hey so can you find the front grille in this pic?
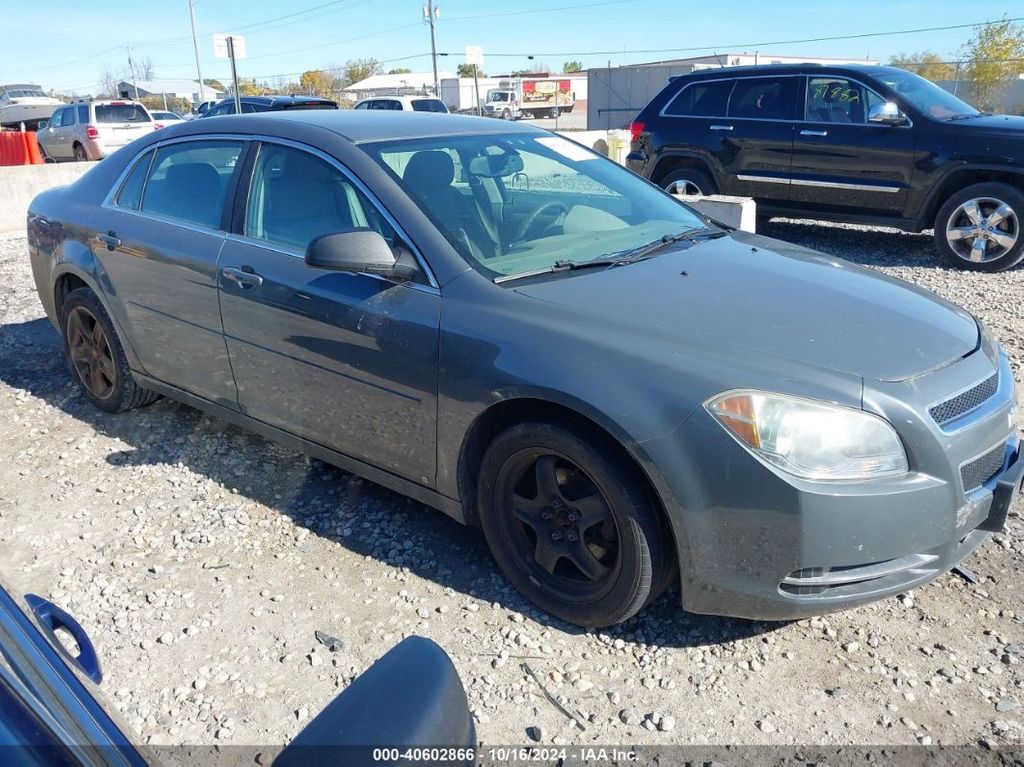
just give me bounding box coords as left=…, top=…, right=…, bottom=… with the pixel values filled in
left=930, top=372, right=998, bottom=426
left=960, top=443, right=1007, bottom=492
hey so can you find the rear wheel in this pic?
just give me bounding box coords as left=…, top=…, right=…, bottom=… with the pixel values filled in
left=477, top=419, right=669, bottom=628
left=934, top=182, right=1024, bottom=272
left=72, top=143, right=88, bottom=162
left=60, top=287, right=159, bottom=413
left=661, top=167, right=717, bottom=197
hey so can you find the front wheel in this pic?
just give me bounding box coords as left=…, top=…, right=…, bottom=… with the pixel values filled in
left=477, top=420, right=670, bottom=628
left=500, top=109, right=511, bottom=121
left=934, top=182, right=1024, bottom=272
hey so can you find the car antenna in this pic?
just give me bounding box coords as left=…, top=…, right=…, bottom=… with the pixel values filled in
left=714, top=51, right=725, bottom=68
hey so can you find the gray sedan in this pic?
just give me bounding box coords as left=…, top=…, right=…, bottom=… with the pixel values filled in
left=27, top=111, right=1023, bottom=628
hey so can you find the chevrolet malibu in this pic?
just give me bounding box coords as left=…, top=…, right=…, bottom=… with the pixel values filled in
left=27, top=111, right=1024, bottom=628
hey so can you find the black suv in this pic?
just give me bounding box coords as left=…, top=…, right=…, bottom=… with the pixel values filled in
left=628, top=64, right=1024, bottom=271
left=201, top=94, right=337, bottom=117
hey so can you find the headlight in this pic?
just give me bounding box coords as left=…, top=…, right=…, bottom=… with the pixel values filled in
left=706, top=390, right=909, bottom=481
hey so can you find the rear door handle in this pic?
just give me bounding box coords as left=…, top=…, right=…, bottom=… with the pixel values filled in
left=709, top=124, right=734, bottom=131
left=95, top=231, right=121, bottom=250
left=800, top=129, right=829, bottom=137
left=222, top=266, right=263, bottom=289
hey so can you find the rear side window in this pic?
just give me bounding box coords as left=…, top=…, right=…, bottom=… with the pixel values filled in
left=664, top=80, right=733, bottom=117
left=142, top=140, right=245, bottom=229
left=283, top=101, right=335, bottom=110
left=77, top=105, right=88, bottom=123
left=95, top=104, right=150, bottom=123
left=411, top=99, right=446, bottom=113
left=115, top=151, right=152, bottom=210
left=727, top=77, right=797, bottom=120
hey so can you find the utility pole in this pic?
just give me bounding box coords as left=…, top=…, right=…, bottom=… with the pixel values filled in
left=187, top=0, right=205, bottom=107
left=126, top=46, right=139, bottom=99
left=227, top=36, right=242, bottom=115
left=424, top=1, right=439, bottom=96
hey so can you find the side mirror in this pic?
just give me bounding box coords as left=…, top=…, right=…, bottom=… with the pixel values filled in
left=868, top=101, right=905, bottom=126
left=305, top=228, right=418, bottom=281
left=37, top=120, right=47, bottom=130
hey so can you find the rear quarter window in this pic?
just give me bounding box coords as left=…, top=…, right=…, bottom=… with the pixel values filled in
left=663, top=79, right=733, bottom=117
left=95, top=104, right=151, bottom=123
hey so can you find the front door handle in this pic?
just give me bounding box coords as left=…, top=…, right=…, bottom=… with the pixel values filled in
left=222, top=266, right=263, bottom=290
left=95, top=231, right=121, bottom=250
left=800, top=129, right=829, bottom=137
left=709, top=124, right=734, bottom=131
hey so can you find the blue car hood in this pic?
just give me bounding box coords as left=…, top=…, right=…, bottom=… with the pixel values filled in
left=513, top=232, right=979, bottom=382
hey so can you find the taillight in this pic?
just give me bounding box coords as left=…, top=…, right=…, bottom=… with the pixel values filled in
left=629, top=120, right=645, bottom=142
left=85, top=126, right=99, bottom=139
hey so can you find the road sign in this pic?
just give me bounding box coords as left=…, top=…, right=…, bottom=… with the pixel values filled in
left=465, top=46, right=483, bottom=66
left=213, top=34, right=247, bottom=60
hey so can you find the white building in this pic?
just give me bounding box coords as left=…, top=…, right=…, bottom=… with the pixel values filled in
left=342, top=71, right=455, bottom=102
left=117, top=79, right=223, bottom=103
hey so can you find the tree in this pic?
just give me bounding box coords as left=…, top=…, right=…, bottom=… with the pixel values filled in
left=388, top=67, right=412, bottom=75
left=203, top=78, right=226, bottom=91
left=886, top=51, right=954, bottom=82
left=136, top=56, right=155, bottom=80
left=959, top=15, right=1024, bottom=111
left=562, top=60, right=583, bottom=73
left=341, top=58, right=381, bottom=87
left=299, top=69, right=339, bottom=97
left=457, top=63, right=485, bottom=78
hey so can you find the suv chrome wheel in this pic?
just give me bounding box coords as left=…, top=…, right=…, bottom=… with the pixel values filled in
left=945, top=196, right=1019, bottom=264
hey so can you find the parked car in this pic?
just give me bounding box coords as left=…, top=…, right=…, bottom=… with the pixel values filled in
left=192, top=100, right=218, bottom=118
left=27, top=111, right=1023, bottom=628
left=201, top=95, right=337, bottom=117
left=0, top=574, right=475, bottom=763
left=150, top=110, right=185, bottom=129
left=627, top=64, right=1024, bottom=272
left=354, top=95, right=449, bottom=113
left=36, top=99, right=154, bottom=162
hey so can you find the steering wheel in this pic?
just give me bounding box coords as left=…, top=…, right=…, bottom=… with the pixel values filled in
left=513, top=201, right=569, bottom=242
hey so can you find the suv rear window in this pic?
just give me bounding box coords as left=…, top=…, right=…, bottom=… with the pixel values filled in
left=95, top=104, right=150, bottom=123
left=727, top=77, right=796, bottom=120
left=411, top=99, right=446, bottom=113
left=664, top=80, right=732, bottom=117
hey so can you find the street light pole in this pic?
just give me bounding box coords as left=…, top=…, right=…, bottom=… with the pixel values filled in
left=425, top=1, right=439, bottom=96
left=187, top=0, right=205, bottom=107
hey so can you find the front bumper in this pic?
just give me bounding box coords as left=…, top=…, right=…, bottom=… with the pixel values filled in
left=645, top=349, right=1021, bottom=621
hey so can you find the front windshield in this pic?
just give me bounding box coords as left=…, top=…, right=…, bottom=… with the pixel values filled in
left=488, top=92, right=510, bottom=102
left=367, top=133, right=705, bottom=278
left=876, top=69, right=980, bottom=119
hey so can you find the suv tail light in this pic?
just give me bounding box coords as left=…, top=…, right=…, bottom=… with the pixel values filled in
left=85, top=126, right=99, bottom=139
left=629, top=120, right=645, bottom=142
left=153, top=123, right=165, bottom=130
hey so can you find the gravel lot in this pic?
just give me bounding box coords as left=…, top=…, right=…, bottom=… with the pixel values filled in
left=1, top=220, right=1023, bottom=752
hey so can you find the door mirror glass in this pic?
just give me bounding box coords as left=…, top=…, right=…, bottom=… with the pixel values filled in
left=305, top=228, right=399, bottom=274
left=868, top=101, right=904, bottom=125
left=37, top=120, right=47, bottom=130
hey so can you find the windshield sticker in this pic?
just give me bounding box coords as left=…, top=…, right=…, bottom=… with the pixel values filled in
left=534, top=136, right=597, bottom=162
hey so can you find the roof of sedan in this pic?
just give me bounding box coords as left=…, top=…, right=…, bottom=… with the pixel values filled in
left=181, top=110, right=542, bottom=144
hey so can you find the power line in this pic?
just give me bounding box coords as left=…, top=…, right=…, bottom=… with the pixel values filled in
left=443, top=0, right=642, bottom=22
left=444, top=16, right=1024, bottom=58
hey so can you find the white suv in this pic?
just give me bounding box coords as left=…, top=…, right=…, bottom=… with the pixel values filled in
left=353, top=96, right=449, bottom=113
left=37, top=100, right=154, bottom=161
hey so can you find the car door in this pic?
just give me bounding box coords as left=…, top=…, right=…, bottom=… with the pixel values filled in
left=38, top=107, right=65, bottom=158
left=717, top=75, right=797, bottom=203
left=217, top=141, right=441, bottom=485
left=93, top=138, right=247, bottom=407
left=788, top=75, right=916, bottom=213
left=52, top=106, right=74, bottom=159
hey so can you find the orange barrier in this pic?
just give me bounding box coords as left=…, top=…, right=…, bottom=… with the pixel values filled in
left=0, top=131, right=44, bottom=166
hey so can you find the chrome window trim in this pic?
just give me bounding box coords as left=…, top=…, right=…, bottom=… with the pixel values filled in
left=99, top=133, right=439, bottom=290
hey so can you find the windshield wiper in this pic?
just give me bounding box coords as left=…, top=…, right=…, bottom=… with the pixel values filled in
left=947, top=112, right=991, bottom=121
left=493, top=258, right=623, bottom=284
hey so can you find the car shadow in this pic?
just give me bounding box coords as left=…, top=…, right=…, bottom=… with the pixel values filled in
left=757, top=218, right=940, bottom=269
left=0, top=316, right=777, bottom=649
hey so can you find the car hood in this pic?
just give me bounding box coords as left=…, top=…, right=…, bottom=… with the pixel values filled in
left=951, top=113, right=1024, bottom=132
left=513, top=231, right=978, bottom=382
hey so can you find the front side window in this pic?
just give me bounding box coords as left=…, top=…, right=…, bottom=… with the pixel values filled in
left=664, top=79, right=733, bottom=117
left=368, top=133, right=705, bottom=279
left=245, top=143, right=396, bottom=252
left=804, top=78, right=884, bottom=124
left=142, top=140, right=245, bottom=229
left=728, top=77, right=796, bottom=120
left=48, top=108, right=65, bottom=128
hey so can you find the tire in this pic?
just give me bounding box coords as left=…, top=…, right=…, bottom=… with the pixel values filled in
left=73, top=143, right=88, bottom=162
left=501, top=109, right=511, bottom=121
left=933, top=182, right=1024, bottom=272
left=477, top=419, right=670, bottom=628
left=60, top=287, right=160, bottom=413
left=661, top=167, right=717, bottom=197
